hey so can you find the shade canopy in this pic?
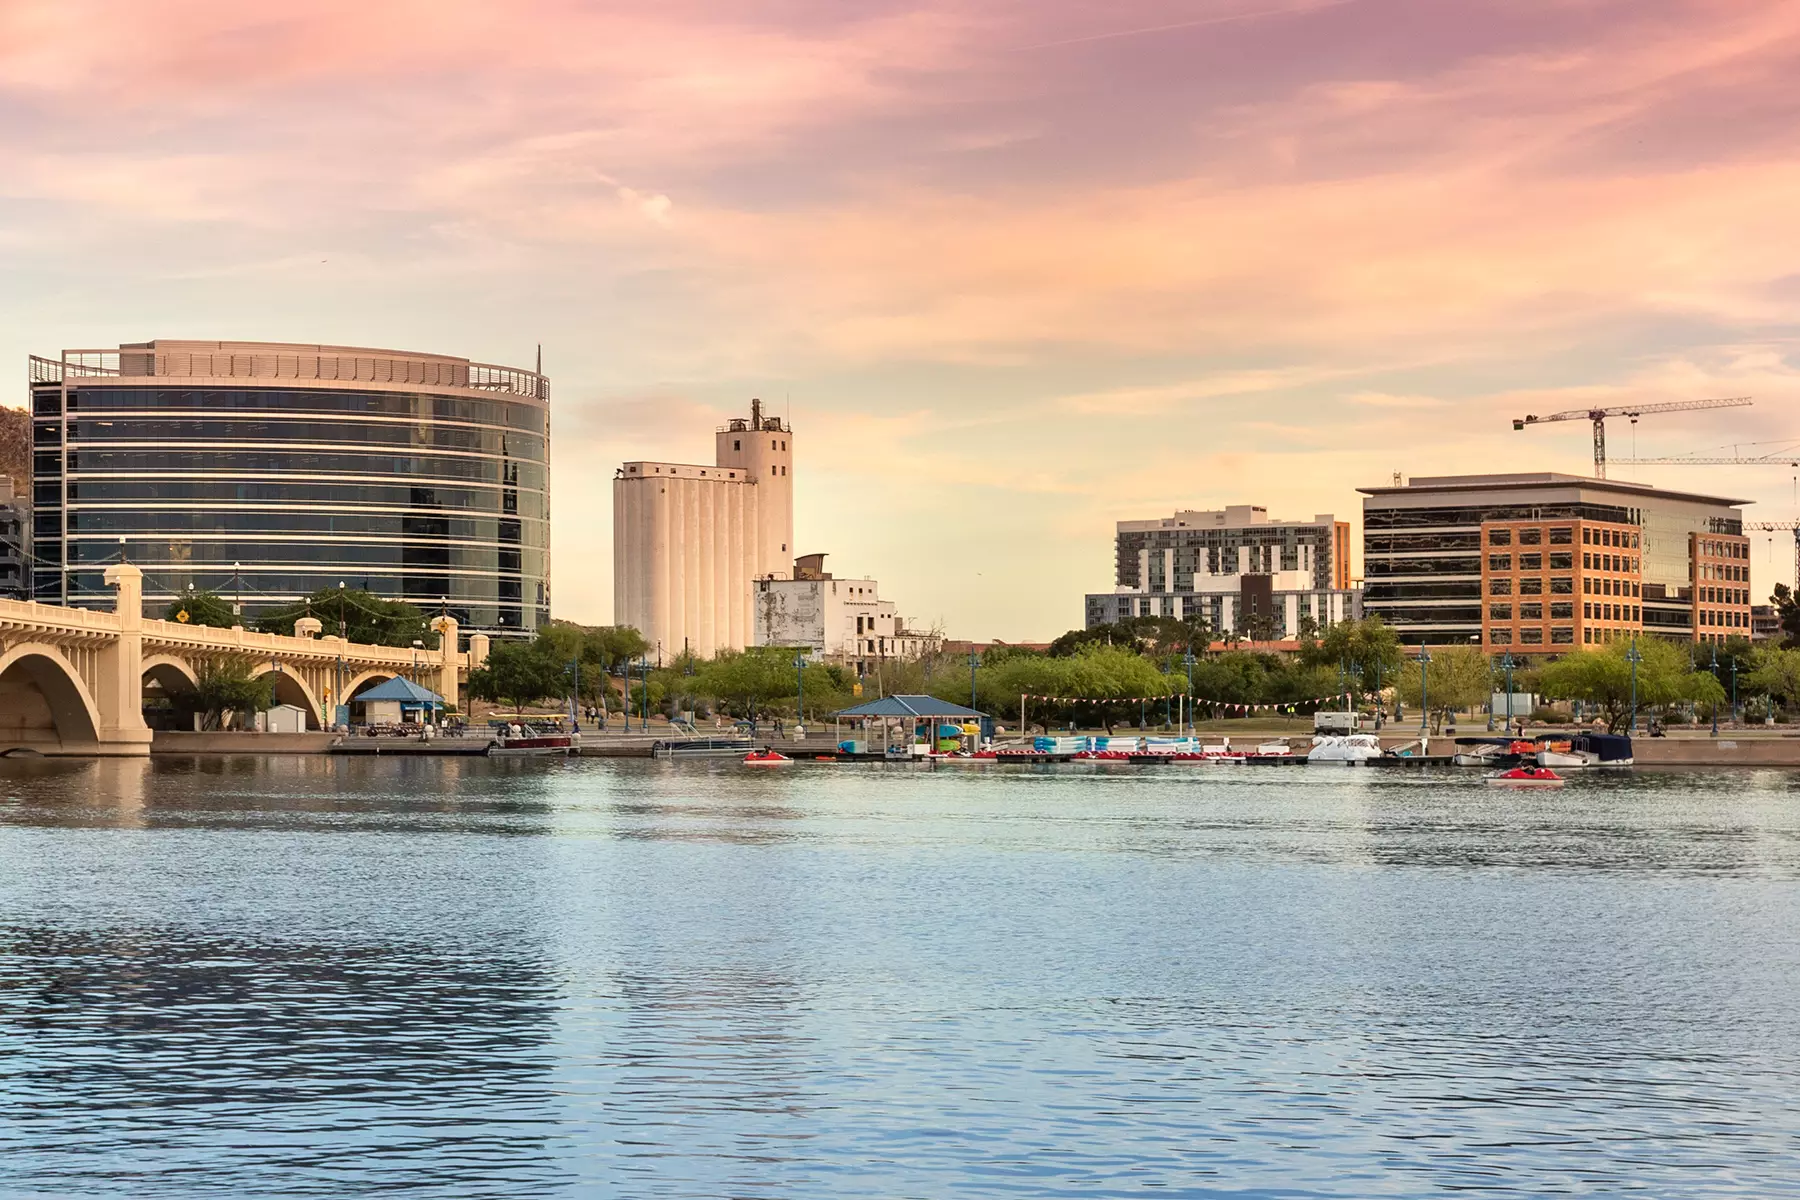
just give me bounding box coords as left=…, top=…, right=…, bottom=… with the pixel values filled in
left=833, top=694, right=987, bottom=719
left=354, top=677, right=445, bottom=706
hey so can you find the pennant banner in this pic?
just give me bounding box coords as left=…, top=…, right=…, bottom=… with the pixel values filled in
left=1019, top=692, right=1351, bottom=712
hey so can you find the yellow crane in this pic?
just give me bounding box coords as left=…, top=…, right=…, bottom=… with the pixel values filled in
left=1512, top=397, right=1753, bottom=478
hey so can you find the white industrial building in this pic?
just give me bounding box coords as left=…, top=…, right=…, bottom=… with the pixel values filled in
left=754, top=555, right=936, bottom=676
left=613, top=400, right=794, bottom=659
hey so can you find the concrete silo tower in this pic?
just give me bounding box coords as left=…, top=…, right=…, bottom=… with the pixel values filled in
left=716, top=398, right=794, bottom=582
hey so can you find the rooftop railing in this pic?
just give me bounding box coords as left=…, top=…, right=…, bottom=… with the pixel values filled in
left=32, top=348, right=547, bottom=401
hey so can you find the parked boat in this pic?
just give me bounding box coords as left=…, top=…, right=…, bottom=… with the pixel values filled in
left=743, top=749, right=793, bottom=766
left=1536, top=732, right=1633, bottom=769
left=1486, top=765, right=1565, bottom=787
left=1307, top=734, right=1385, bottom=765
left=653, top=736, right=754, bottom=759
left=487, top=724, right=574, bottom=757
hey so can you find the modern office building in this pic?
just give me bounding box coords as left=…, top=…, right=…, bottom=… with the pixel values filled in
left=1086, top=505, right=1358, bottom=637
left=29, top=340, right=549, bottom=634
left=753, top=553, right=936, bottom=674
left=1359, top=473, right=1750, bottom=651
left=614, top=399, right=793, bottom=660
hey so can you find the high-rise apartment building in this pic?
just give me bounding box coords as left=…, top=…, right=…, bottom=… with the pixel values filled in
left=1359, top=473, right=1750, bottom=651
left=1084, top=506, right=1358, bottom=636
left=613, top=399, right=793, bottom=659
left=29, top=340, right=549, bottom=634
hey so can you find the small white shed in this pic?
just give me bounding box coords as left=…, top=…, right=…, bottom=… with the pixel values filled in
left=263, top=704, right=309, bottom=734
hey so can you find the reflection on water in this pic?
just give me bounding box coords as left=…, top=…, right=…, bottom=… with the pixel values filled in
left=2, top=758, right=1799, bottom=1196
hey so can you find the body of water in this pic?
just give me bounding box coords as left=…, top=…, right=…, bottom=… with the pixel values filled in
left=2, top=757, right=1798, bottom=1197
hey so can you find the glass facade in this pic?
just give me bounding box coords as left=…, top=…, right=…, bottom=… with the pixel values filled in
left=30, top=379, right=549, bottom=635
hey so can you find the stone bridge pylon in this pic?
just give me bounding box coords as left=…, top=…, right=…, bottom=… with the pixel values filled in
left=0, top=565, right=490, bottom=756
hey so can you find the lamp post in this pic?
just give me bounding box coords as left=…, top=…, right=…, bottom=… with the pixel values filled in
left=1372, top=655, right=1383, bottom=730
left=968, top=651, right=979, bottom=714
left=1182, top=650, right=1197, bottom=736
left=1626, top=638, right=1643, bottom=733
left=795, top=651, right=807, bottom=727
left=410, top=638, right=423, bottom=683
left=1709, top=645, right=1720, bottom=737
left=1500, top=651, right=1517, bottom=734
left=1731, top=655, right=1739, bottom=726
left=568, top=657, right=581, bottom=723
left=1418, top=647, right=1432, bottom=736
left=639, top=657, right=650, bottom=732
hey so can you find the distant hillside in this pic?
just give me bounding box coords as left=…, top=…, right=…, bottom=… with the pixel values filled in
left=0, top=407, right=26, bottom=490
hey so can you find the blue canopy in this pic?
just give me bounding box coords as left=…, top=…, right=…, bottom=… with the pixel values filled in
left=833, top=694, right=986, bottom=719
left=354, top=677, right=444, bottom=706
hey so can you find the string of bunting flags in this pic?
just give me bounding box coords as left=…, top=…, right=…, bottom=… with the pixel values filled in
left=1019, top=691, right=1352, bottom=714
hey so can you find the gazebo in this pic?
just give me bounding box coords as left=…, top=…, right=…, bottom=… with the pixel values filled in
left=351, top=677, right=445, bottom=726
left=832, top=694, right=989, bottom=757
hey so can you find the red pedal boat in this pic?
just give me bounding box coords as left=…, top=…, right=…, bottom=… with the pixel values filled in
left=743, top=749, right=793, bottom=766
left=1486, top=765, right=1564, bottom=787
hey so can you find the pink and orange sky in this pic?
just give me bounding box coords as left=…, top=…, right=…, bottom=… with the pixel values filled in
left=5, top=0, right=1799, bottom=639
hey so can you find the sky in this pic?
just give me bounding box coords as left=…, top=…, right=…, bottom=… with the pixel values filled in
left=4, top=0, right=1800, bottom=640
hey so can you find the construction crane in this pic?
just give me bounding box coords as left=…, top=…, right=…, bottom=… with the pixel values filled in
left=1747, top=522, right=1800, bottom=595
left=1512, top=397, right=1753, bottom=479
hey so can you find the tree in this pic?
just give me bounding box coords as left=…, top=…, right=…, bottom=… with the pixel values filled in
left=1396, top=645, right=1491, bottom=732
left=1048, top=615, right=1209, bottom=659
left=164, top=588, right=238, bottom=629
left=1747, top=647, right=1800, bottom=715
left=467, top=638, right=566, bottom=713
left=1300, top=617, right=1405, bottom=700
left=171, top=657, right=274, bottom=731
left=1538, top=639, right=1727, bottom=732
left=1772, top=584, right=1800, bottom=646
left=256, top=587, right=430, bottom=647
left=693, top=648, right=798, bottom=725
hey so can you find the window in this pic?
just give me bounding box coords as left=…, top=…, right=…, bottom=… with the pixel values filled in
left=1552, top=626, right=1575, bottom=644
left=1520, top=627, right=1544, bottom=644
left=1488, top=528, right=1512, bottom=546
left=1550, top=576, right=1573, bottom=594
left=1549, top=527, right=1573, bottom=544
left=1583, top=528, right=1593, bottom=545
left=1552, top=602, right=1572, bottom=619
left=1519, top=553, right=1543, bottom=571
left=1584, top=602, right=1593, bottom=618
left=1520, top=528, right=1543, bottom=545
left=1489, top=603, right=1513, bottom=620
left=1584, top=628, right=1593, bottom=644
left=733, top=439, right=740, bottom=451
left=1550, top=552, right=1572, bottom=570
left=1519, top=602, right=1543, bottom=620
left=1520, top=577, right=1543, bottom=595
left=1489, top=628, right=1513, bottom=645
left=1488, top=553, right=1512, bottom=571
left=1631, top=581, right=1639, bottom=596
left=1489, top=578, right=1512, bottom=595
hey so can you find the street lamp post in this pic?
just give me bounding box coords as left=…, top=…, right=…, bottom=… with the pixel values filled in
left=1418, top=647, right=1432, bottom=737
left=1627, top=639, right=1643, bottom=733
left=1182, top=650, right=1197, bottom=736
left=1709, top=645, right=1720, bottom=737
left=1501, top=652, right=1517, bottom=734
left=969, top=651, right=979, bottom=713
left=639, top=658, right=650, bottom=732
left=1731, top=656, right=1739, bottom=726
left=795, top=651, right=807, bottom=728
left=410, top=638, right=423, bottom=683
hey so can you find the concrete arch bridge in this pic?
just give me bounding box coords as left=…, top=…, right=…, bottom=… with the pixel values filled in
left=0, top=565, right=491, bottom=756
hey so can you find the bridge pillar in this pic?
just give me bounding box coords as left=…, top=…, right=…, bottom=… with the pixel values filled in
left=98, top=564, right=154, bottom=755
left=431, top=615, right=461, bottom=712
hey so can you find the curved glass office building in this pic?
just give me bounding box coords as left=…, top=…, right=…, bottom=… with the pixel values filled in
left=29, top=340, right=549, bottom=634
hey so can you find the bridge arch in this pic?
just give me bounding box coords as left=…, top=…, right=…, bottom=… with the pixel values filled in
left=142, top=653, right=200, bottom=695
left=0, top=643, right=103, bottom=751
left=251, top=664, right=325, bottom=730
left=344, top=669, right=400, bottom=701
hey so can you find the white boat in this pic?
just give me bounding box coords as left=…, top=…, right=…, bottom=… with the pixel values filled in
left=487, top=723, right=574, bottom=757
left=1307, top=733, right=1385, bottom=765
